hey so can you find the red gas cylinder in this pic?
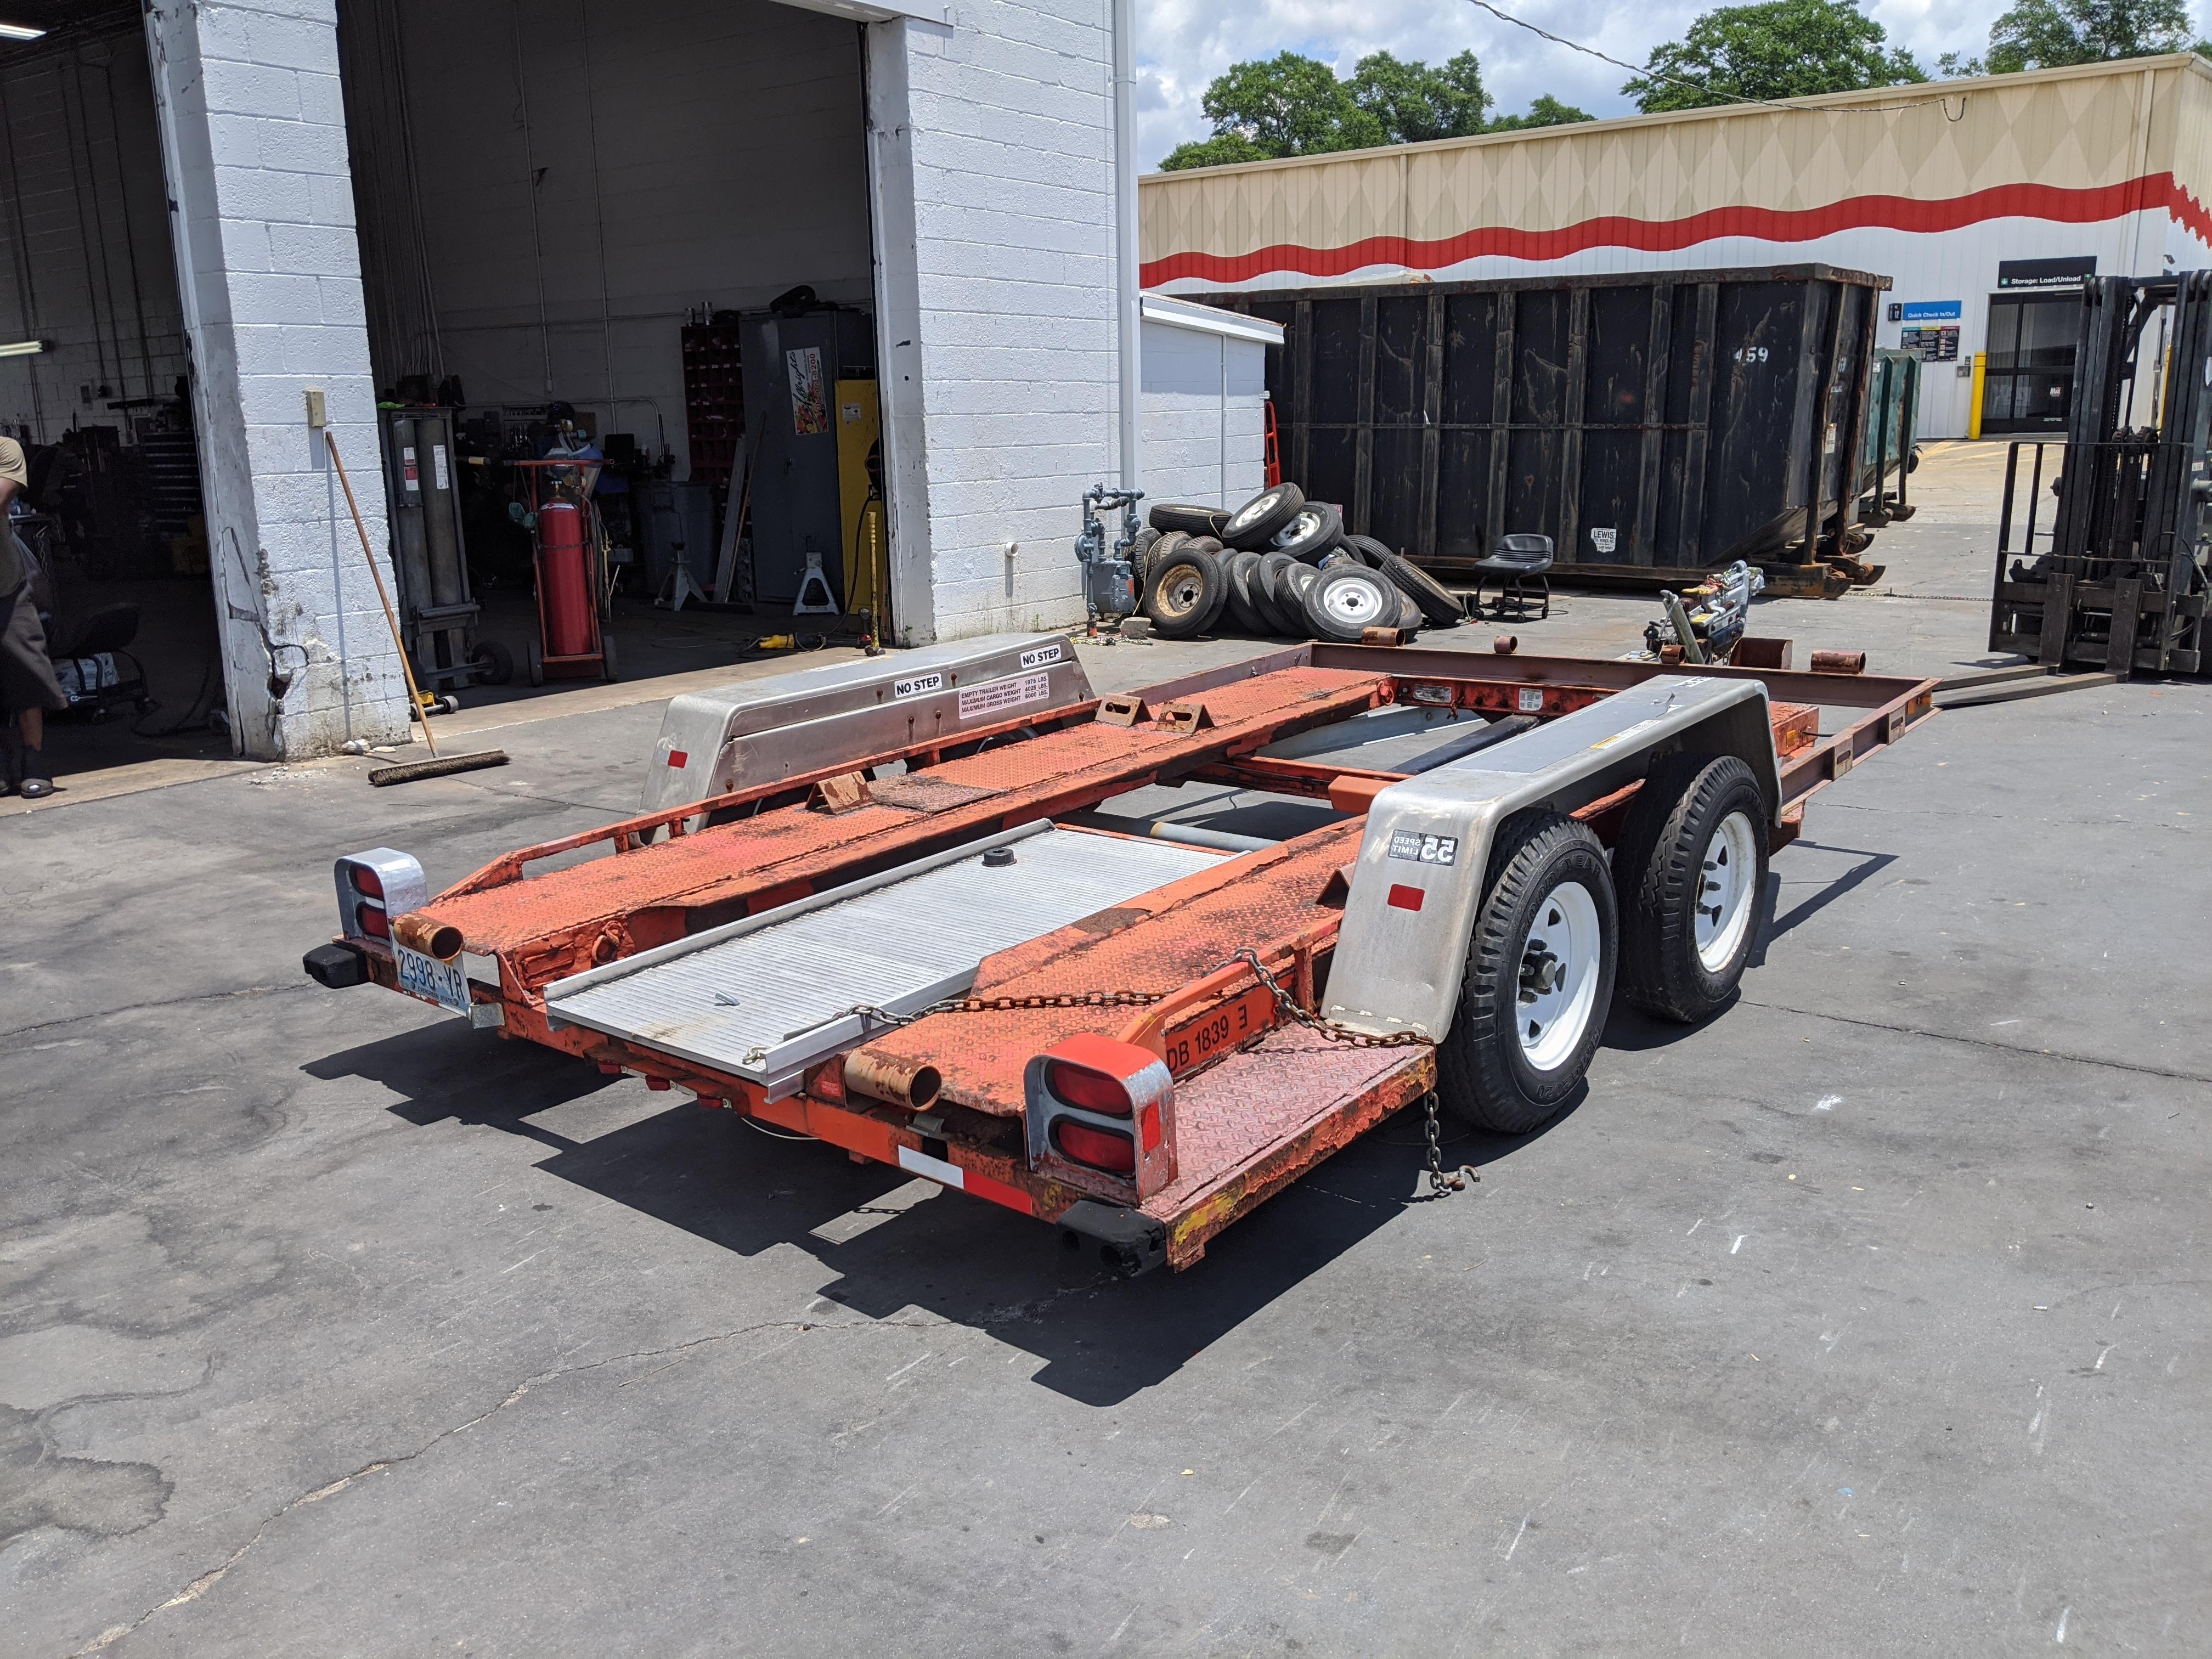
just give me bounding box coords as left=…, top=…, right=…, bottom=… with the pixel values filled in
left=537, top=501, right=595, bottom=659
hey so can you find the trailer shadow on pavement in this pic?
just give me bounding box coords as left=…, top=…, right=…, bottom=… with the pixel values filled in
left=306, top=1023, right=1584, bottom=1406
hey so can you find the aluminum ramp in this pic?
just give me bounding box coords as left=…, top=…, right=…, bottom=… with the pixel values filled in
left=542, top=825, right=1222, bottom=1093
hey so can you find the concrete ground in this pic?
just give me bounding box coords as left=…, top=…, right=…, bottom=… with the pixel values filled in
left=5, top=442, right=2207, bottom=1656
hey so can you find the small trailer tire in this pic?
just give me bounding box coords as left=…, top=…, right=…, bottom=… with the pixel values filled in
left=1141, top=537, right=1224, bottom=639
left=1436, top=811, right=1618, bottom=1135
left=1614, top=753, right=1769, bottom=1023
left=1221, top=482, right=1306, bottom=550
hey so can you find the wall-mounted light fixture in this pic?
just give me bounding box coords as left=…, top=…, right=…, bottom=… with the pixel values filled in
left=0, top=339, right=48, bottom=358
left=0, top=24, right=49, bottom=42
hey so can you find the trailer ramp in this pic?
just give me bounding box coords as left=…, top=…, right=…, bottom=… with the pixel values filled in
left=541, top=825, right=1222, bottom=1094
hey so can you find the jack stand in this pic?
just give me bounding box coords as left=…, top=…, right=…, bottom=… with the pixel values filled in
left=793, top=550, right=840, bottom=616
left=657, top=542, right=707, bottom=612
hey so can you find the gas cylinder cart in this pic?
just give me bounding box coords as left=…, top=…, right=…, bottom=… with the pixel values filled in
left=510, top=458, right=616, bottom=685
left=303, top=636, right=1936, bottom=1276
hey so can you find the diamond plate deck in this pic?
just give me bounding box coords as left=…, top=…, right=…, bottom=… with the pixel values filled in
left=540, top=827, right=1221, bottom=1085
left=421, top=664, right=1389, bottom=964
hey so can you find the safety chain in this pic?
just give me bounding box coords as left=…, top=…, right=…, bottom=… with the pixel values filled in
left=1222, top=949, right=1432, bottom=1051
left=1412, top=1091, right=1479, bottom=1201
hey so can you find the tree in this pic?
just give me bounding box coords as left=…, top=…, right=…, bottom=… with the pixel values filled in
left=1346, top=49, right=1492, bottom=145
left=1159, top=49, right=1591, bottom=171
left=1622, top=0, right=1927, bottom=112
left=1486, top=93, right=1599, bottom=132
left=1958, top=0, right=2197, bottom=75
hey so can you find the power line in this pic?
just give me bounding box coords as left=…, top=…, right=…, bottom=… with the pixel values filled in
left=1461, top=0, right=1970, bottom=119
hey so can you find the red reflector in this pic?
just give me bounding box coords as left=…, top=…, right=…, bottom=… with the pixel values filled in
left=356, top=902, right=390, bottom=939
left=1387, top=883, right=1425, bottom=912
left=1139, top=1102, right=1163, bottom=1152
left=646, top=1076, right=671, bottom=1092
left=348, top=864, right=384, bottom=899
left=1047, top=1060, right=1131, bottom=1116
left=667, top=749, right=689, bottom=768
left=1053, top=1119, right=1135, bottom=1173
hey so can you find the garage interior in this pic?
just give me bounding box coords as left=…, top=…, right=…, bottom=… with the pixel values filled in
left=2, top=0, right=887, bottom=777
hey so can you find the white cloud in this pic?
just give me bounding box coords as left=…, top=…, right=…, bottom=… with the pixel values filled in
left=1136, top=0, right=2045, bottom=170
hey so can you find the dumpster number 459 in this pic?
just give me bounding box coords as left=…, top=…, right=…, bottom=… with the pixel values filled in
left=1732, top=345, right=1770, bottom=364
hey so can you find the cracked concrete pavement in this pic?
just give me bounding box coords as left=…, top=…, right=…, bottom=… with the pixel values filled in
left=3, top=442, right=2208, bottom=1655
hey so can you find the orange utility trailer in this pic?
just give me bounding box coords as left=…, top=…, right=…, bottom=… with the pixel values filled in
left=306, top=643, right=1934, bottom=1274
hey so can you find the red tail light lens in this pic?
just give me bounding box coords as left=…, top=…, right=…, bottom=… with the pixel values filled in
left=1053, top=1120, right=1135, bottom=1173
left=355, top=902, right=390, bottom=940
left=1047, top=1061, right=1131, bottom=1116
left=349, top=865, right=385, bottom=899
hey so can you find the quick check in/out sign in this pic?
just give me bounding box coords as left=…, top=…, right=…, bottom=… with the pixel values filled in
left=1901, top=301, right=1962, bottom=323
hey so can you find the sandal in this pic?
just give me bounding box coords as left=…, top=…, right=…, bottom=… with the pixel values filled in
left=17, top=747, right=50, bottom=799
left=19, top=774, right=51, bottom=799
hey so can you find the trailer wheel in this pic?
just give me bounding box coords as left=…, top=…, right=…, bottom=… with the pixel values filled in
left=1221, top=482, right=1306, bottom=550
left=1188, top=537, right=1233, bottom=634
left=1129, top=524, right=1163, bottom=583
left=1301, top=563, right=1397, bottom=641
left=526, top=640, right=544, bottom=687
left=1141, top=538, right=1223, bottom=639
left=1379, top=551, right=1468, bottom=628
left=1149, top=502, right=1231, bottom=538
left=1270, top=501, right=1342, bottom=560
left=1436, top=811, right=1617, bottom=1135
left=1223, top=550, right=1269, bottom=634
left=1614, top=754, right=1768, bottom=1023
left=1254, top=552, right=1306, bottom=634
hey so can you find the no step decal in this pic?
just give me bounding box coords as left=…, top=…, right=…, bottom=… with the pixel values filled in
left=894, top=671, right=945, bottom=699
left=1019, top=642, right=1064, bottom=669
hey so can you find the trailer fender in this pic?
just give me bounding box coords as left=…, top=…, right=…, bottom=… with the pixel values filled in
left=1322, top=675, right=1780, bottom=1043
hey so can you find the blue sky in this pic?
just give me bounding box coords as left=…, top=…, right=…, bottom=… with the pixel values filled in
left=1133, top=0, right=2181, bottom=168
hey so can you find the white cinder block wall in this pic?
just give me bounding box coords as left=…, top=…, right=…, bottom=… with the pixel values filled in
left=145, top=0, right=407, bottom=758
left=1137, top=298, right=1276, bottom=514
left=869, top=3, right=1120, bottom=643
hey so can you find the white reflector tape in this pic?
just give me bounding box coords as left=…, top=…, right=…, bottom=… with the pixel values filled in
left=897, top=1146, right=966, bottom=1190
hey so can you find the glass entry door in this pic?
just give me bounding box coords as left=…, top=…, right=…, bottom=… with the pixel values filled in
left=1982, top=294, right=2081, bottom=432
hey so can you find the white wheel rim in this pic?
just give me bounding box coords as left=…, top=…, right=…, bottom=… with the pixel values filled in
left=1516, top=879, right=1603, bottom=1071
left=1274, top=509, right=1323, bottom=547
left=1228, top=494, right=1276, bottom=532
left=1695, top=810, right=1758, bottom=972
left=1319, top=576, right=1383, bottom=627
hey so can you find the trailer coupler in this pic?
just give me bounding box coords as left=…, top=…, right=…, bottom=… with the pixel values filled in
left=1059, top=1200, right=1169, bottom=1278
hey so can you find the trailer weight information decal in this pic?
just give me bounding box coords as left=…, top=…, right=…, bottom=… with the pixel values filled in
left=894, top=672, right=945, bottom=700
left=1388, top=830, right=1458, bottom=866
left=1019, top=642, right=1064, bottom=669
left=958, top=672, right=1051, bottom=721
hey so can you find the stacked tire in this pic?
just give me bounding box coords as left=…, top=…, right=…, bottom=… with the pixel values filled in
left=1137, top=482, right=1467, bottom=642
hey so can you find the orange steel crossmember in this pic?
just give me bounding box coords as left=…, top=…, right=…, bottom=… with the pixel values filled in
left=356, top=645, right=1937, bottom=1269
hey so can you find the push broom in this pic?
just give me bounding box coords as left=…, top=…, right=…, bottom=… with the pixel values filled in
left=325, top=433, right=509, bottom=786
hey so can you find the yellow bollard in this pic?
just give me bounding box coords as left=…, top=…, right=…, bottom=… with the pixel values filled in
left=1968, top=352, right=1987, bottom=439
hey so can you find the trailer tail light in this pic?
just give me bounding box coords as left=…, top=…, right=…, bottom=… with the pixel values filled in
left=334, top=848, right=428, bottom=949
left=1025, top=1033, right=1175, bottom=1199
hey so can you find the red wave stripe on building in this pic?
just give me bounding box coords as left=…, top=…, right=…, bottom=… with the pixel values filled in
left=1142, top=173, right=2212, bottom=287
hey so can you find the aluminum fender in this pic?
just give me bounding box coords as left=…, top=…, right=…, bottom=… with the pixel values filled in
left=1322, top=676, right=1780, bottom=1042
left=640, top=632, right=1092, bottom=811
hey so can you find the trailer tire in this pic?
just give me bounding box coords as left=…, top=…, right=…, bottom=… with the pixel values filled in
left=1254, top=552, right=1306, bottom=635
left=1149, top=502, right=1231, bottom=539
left=1129, top=524, right=1163, bottom=582
left=1188, top=537, right=1233, bottom=634
left=1271, top=501, right=1342, bottom=561
left=1436, top=811, right=1617, bottom=1135
left=1380, top=551, right=1467, bottom=628
left=526, top=640, right=544, bottom=687
left=1141, top=538, right=1224, bottom=639
left=1223, top=550, right=1269, bottom=634
left=1345, top=533, right=1393, bottom=569
left=1302, top=563, right=1399, bottom=641
left=1279, top=561, right=1323, bottom=634
left=1222, top=482, right=1306, bottom=550
left=1613, top=754, right=1768, bottom=1023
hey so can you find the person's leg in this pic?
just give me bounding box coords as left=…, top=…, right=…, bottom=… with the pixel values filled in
left=19, top=705, right=39, bottom=748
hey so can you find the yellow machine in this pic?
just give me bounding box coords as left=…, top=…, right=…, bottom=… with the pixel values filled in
left=835, top=377, right=887, bottom=636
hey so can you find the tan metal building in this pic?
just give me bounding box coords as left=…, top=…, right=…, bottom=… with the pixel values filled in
left=1141, top=54, right=2212, bottom=439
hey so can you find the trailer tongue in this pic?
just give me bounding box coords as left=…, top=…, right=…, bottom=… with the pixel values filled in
left=304, top=640, right=1936, bottom=1273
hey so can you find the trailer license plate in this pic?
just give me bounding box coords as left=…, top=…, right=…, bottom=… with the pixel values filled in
left=395, top=943, right=471, bottom=1015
